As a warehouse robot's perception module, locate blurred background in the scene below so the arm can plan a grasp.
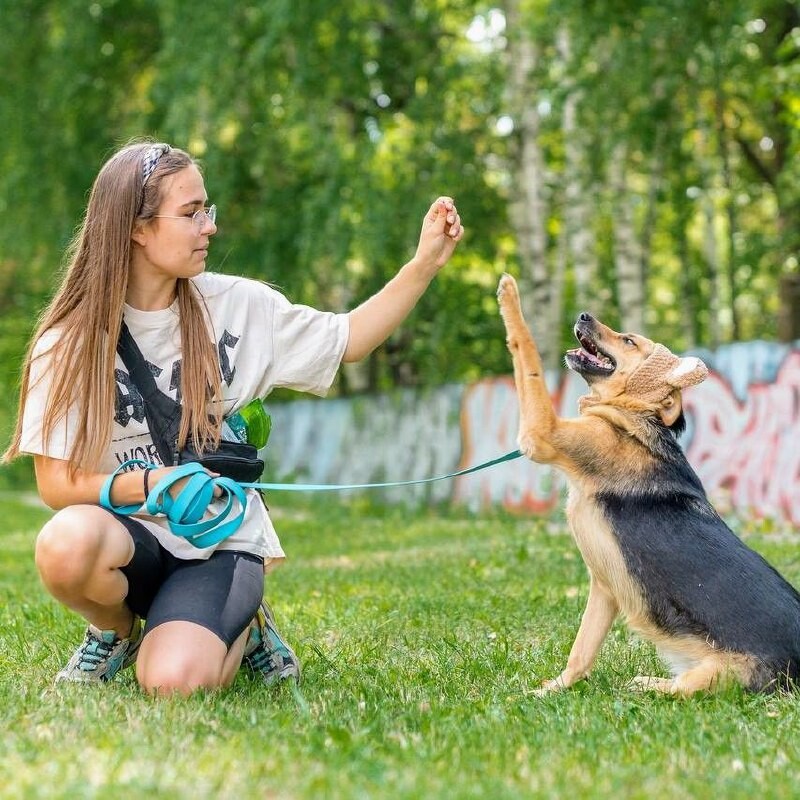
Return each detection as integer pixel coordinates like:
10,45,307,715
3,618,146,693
1,0,798,492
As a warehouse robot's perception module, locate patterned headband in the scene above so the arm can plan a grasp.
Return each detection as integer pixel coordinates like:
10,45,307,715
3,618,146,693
142,143,171,185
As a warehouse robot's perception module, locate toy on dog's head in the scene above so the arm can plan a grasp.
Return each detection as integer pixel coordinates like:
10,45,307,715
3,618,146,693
569,312,709,431
625,343,708,404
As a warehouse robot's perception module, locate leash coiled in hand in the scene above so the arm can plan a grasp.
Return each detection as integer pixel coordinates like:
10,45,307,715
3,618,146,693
99,459,248,549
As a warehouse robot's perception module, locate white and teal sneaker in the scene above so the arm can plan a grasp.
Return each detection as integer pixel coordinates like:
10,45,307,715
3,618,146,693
242,601,300,684
55,617,143,684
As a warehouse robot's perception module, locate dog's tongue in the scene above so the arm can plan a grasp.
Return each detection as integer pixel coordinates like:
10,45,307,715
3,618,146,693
569,346,605,366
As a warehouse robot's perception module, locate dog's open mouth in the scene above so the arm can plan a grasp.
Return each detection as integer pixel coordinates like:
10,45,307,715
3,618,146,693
565,331,616,376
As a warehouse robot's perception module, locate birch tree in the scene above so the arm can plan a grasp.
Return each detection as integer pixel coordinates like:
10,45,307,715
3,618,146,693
557,26,597,313
609,143,646,333
503,0,557,368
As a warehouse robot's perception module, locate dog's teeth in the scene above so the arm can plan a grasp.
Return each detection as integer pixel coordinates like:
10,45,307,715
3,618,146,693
579,349,613,371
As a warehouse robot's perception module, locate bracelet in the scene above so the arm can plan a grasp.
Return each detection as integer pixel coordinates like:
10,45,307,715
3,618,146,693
143,467,153,500
99,459,155,515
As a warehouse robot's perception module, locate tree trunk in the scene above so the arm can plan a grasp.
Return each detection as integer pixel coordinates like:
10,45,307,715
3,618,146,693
609,143,645,333
640,126,664,292
778,274,800,342
672,161,699,349
713,58,740,341
557,26,596,313
702,191,722,348
504,0,554,367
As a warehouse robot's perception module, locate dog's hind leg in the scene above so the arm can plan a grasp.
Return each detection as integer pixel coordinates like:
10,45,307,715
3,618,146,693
532,578,618,696
497,274,561,464
630,655,736,696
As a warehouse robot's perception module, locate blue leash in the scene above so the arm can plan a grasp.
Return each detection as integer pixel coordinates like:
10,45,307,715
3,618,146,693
100,449,524,548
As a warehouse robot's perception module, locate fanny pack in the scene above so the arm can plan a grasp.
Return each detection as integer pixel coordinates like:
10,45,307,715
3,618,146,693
117,322,265,483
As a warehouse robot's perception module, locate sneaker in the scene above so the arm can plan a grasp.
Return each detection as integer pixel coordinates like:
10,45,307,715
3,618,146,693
55,617,143,684
242,601,301,684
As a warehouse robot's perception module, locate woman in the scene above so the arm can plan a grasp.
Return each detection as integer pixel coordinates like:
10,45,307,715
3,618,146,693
3,141,463,695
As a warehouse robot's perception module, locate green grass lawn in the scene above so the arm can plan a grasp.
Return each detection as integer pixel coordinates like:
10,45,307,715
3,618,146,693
1,495,799,799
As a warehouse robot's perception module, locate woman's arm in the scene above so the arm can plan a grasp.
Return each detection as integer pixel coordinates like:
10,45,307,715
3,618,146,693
34,455,148,510
33,455,194,510
343,196,463,363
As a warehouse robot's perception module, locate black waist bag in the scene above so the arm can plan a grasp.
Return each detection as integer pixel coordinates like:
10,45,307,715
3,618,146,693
117,323,265,483
178,440,264,483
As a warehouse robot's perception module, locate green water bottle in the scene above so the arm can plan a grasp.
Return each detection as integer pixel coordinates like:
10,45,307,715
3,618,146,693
223,399,272,448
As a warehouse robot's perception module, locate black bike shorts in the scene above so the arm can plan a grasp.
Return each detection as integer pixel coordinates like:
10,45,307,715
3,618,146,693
114,513,264,647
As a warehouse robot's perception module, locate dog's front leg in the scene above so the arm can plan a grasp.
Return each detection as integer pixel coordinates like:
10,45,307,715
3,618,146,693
533,579,618,696
497,274,560,464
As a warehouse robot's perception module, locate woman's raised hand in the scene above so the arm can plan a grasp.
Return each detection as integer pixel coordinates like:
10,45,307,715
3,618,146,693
413,196,464,275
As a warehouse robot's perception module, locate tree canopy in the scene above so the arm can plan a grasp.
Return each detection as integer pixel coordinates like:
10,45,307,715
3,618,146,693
1,0,798,450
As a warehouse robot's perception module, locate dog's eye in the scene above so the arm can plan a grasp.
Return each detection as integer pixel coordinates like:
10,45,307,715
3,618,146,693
623,336,636,347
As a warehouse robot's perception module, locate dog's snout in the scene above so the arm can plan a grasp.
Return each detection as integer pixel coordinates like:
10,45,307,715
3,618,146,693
578,312,594,323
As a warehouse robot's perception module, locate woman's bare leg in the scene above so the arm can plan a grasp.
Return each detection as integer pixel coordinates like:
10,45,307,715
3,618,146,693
136,621,250,695
35,504,136,636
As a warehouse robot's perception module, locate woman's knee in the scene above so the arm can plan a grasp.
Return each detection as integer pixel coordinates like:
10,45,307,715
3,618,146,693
136,654,228,696
135,624,234,695
35,506,111,589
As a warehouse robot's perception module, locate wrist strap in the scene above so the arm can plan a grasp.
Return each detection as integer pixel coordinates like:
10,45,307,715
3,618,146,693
99,459,157,515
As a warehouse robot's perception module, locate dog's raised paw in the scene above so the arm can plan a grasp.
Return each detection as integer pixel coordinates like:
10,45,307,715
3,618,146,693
497,273,519,308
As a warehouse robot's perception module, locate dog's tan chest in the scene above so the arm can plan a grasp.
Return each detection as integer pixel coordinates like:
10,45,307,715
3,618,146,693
566,483,652,629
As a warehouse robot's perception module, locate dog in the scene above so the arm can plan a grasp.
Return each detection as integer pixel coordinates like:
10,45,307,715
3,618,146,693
497,273,800,695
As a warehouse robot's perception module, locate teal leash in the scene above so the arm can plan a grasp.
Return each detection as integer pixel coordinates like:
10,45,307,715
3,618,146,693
100,460,249,549
100,449,524,548
241,448,523,492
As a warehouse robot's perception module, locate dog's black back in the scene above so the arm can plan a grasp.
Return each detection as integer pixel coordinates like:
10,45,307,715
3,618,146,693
597,420,800,692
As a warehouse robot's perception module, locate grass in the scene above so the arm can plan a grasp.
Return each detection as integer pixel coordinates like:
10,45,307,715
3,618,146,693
1,495,799,799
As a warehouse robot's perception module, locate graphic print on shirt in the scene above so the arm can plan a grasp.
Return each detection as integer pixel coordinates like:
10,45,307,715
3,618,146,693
112,329,241,471
218,330,240,386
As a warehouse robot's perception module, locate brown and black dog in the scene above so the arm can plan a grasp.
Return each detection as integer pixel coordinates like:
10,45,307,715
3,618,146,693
497,273,800,695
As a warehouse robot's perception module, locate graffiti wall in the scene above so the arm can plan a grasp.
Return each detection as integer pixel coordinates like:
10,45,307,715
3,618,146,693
683,345,800,525
267,385,465,504
265,341,800,523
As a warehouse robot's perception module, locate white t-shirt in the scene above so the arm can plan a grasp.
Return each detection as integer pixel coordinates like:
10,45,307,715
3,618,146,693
20,272,350,563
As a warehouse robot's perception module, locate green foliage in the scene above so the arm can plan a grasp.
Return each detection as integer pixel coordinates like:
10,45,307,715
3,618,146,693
2,496,800,797
519,0,799,346
0,0,798,427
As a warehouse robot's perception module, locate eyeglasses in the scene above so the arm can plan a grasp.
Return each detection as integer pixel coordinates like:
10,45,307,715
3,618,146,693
152,204,217,231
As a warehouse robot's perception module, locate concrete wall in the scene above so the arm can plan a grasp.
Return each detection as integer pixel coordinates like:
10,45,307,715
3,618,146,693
265,340,800,524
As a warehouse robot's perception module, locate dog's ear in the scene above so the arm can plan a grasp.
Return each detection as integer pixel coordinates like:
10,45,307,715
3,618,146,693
665,356,708,390
658,389,683,427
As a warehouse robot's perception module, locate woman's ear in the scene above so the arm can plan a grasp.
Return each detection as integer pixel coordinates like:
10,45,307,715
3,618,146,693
658,389,683,426
131,220,148,247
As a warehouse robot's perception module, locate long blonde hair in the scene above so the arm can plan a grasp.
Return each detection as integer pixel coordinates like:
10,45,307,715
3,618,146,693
3,141,222,474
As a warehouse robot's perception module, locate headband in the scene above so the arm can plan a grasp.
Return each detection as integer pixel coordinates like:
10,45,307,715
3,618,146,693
142,143,171,185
